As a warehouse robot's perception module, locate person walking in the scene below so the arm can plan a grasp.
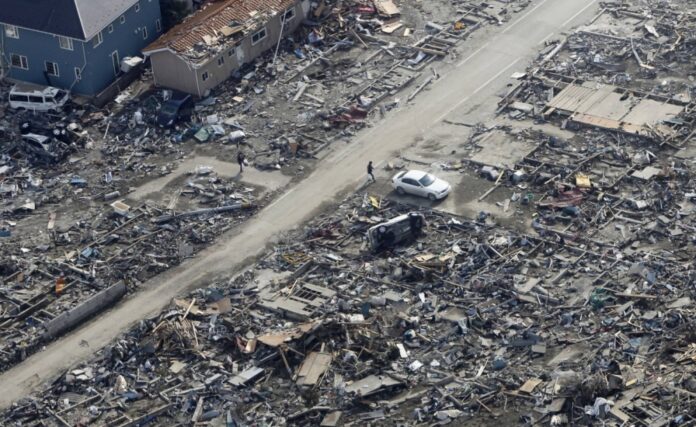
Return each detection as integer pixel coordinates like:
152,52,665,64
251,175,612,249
367,161,375,182
237,151,246,174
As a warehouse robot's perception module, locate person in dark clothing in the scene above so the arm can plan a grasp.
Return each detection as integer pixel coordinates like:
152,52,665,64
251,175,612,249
367,161,375,182
237,151,245,173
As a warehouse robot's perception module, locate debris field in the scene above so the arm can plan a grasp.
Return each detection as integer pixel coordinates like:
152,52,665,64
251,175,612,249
0,0,532,388
13,0,696,426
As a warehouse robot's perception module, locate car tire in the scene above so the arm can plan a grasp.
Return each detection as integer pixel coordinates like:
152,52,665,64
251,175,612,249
410,214,423,229
428,193,437,201
396,187,405,195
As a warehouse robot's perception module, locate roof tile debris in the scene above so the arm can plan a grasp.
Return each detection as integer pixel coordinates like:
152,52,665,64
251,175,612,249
144,0,296,61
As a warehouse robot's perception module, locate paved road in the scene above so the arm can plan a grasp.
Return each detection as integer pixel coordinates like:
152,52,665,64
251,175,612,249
0,0,599,408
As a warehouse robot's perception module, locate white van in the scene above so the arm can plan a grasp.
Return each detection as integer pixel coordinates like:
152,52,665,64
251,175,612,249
8,83,69,112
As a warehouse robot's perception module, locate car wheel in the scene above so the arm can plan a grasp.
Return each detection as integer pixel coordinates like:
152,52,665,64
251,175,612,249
409,214,423,229
396,187,405,195
428,193,437,201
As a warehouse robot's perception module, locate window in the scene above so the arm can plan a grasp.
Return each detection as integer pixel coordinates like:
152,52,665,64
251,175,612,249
201,71,209,81
108,24,114,33
155,19,161,32
10,94,28,102
29,95,43,103
134,2,140,12
93,31,103,48
282,8,295,22
74,67,82,81
58,36,73,50
217,56,224,66
251,28,266,45
5,24,18,39
120,15,126,24
142,27,148,39
10,54,28,69
45,61,59,76
111,51,120,76
228,48,235,57
54,90,67,102
419,174,435,186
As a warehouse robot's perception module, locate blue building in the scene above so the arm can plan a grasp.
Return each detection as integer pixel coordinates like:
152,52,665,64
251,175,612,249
0,0,163,97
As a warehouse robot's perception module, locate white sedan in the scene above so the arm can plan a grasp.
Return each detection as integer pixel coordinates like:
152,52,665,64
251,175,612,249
392,170,451,201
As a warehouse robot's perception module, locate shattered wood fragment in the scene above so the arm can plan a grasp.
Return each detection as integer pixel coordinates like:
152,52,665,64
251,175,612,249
296,352,332,386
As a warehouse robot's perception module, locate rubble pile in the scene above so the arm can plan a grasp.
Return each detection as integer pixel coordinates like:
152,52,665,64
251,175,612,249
4,190,696,426
500,0,696,143
7,0,696,422
485,0,696,258
0,167,257,372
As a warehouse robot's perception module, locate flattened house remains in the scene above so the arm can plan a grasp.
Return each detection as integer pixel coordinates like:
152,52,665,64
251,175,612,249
143,0,308,96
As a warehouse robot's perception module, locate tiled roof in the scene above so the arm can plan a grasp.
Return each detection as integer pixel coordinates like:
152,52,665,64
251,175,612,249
144,0,295,54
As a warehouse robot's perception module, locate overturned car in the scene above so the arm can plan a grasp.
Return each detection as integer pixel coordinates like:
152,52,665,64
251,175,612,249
367,212,425,252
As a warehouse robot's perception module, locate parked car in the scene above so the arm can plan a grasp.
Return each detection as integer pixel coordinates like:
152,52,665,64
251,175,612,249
9,84,69,112
392,170,451,201
157,92,195,127
367,212,425,252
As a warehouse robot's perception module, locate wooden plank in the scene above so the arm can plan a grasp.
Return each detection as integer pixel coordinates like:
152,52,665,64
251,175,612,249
610,407,630,423
114,404,172,427
191,397,204,423
374,0,400,16
415,46,447,56
614,292,658,300
296,352,332,386
518,378,543,394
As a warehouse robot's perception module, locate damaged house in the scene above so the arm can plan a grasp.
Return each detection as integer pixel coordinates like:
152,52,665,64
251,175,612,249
143,0,308,96
0,0,163,98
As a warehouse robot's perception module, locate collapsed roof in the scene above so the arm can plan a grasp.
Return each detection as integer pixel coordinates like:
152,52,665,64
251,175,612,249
143,0,296,64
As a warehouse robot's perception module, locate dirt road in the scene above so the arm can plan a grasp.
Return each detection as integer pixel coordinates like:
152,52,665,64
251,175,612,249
0,0,599,408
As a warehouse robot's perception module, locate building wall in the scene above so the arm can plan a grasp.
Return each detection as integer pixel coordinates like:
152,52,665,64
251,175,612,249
83,0,163,95
149,50,202,95
0,26,89,92
194,43,242,95
0,0,162,95
149,0,308,96
241,2,306,63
